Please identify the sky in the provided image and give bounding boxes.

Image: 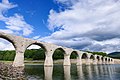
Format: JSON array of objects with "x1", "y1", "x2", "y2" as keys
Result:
[{"x1": 0, "y1": 0, "x2": 120, "y2": 53}]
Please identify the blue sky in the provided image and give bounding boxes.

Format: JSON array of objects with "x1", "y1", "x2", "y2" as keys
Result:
[
  {"x1": 0, "y1": 0, "x2": 120, "y2": 53},
  {"x1": 0, "y1": 0, "x2": 59, "y2": 37}
]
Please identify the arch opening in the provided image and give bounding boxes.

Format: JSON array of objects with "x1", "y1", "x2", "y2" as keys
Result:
[
  {"x1": 81, "y1": 53, "x2": 88, "y2": 59},
  {"x1": 70, "y1": 51, "x2": 79, "y2": 64},
  {"x1": 101, "y1": 57, "x2": 104, "y2": 61},
  {"x1": 108, "y1": 58, "x2": 111, "y2": 62},
  {"x1": 105, "y1": 58, "x2": 107, "y2": 61},
  {"x1": 97, "y1": 56, "x2": 100, "y2": 61},
  {"x1": 90, "y1": 55, "x2": 95, "y2": 60},
  {"x1": 81, "y1": 53, "x2": 88, "y2": 64},
  {"x1": 90, "y1": 55, "x2": 95, "y2": 64},
  {"x1": 52, "y1": 48, "x2": 65, "y2": 64},
  {"x1": 0, "y1": 38, "x2": 15, "y2": 61},
  {"x1": 24, "y1": 43, "x2": 46, "y2": 65}
]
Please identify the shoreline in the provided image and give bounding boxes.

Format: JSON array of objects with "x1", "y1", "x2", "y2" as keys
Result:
[{"x1": 0, "y1": 59, "x2": 120, "y2": 65}]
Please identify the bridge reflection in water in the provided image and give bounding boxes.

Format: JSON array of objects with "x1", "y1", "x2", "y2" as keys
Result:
[{"x1": 0, "y1": 64, "x2": 119, "y2": 80}]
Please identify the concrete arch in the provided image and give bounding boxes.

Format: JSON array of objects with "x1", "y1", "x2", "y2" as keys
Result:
[
  {"x1": 96, "y1": 56, "x2": 100, "y2": 61},
  {"x1": 70, "y1": 51, "x2": 79, "y2": 65},
  {"x1": 53, "y1": 47, "x2": 66, "y2": 54},
  {"x1": 105, "y1": 57, "x2": 108, "y2": 61},
  {"x1": 90, "y1": 55, "x2": 95, "y2": 60},
  {"x1": 25, "y1": 41, "x2": 47, "y2": 52},
  {"x1": 0, "y1": 32, "x2": 114, "y2": 67},
  {"x1": 97, "y1": 56, "x2": 103, "y2": 64},
  {"x1": 70, "y1": 51, "x2": 79, "y2": 59},
  {"x1": 25, "y1": 43, "x2": 46, "y2": 60},
  {"x1": 104, "y1": 57, "x2": 108, "y2": 64},
  {"x1": 108, "y1": 58, "x2": 111, "y2": 62},
  {"x1": 101, "y1": 57, "x2": 104, "y2": 61},
  {"x1": 0, "y1": 32, "x2": 24, "y2": 67},
  {"x1": 89, "y1": 54, "x2": 96, "y2": 64},
  {"x1": 52, "y1": 47, "x2": 65, "y2": 64},
  {"x1": 81, "y1": 53, "x2": 90, "y2": 65},
  {"x1": 81, "y1": 53, "x2": 88, "y2": 59},
  {"x1": 0, "y1": 34, "x2": 16, "y2": 49}
]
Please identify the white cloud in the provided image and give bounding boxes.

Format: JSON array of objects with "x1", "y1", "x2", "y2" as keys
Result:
[
  {"x1": 27, "y1": 45, "x2": 41, "y2": 50},
  {"x1": 5, "y1": 14, "x2": 33, "y2": 36},
  {"x1": 0, "y1": 29, "x2": 13, "y2": 34},
  {"x1": 33, "y1": 35, "x2": 41, "y2": 40},
  {"x1": 0, "y1": 38, "x2": 14, "y2": 50},
  {"x1": 0, "y1": 0, "x2": 17, "y2": 14},
  {"x1": 0, "y1": 0, "x2": 34, "y2": 50},
  {"x1": 0, "y1": 0, "x2": 33, "y2": 36},
  {"x1": 43, "y1": 0, "x2": 120, "y2": 53}
]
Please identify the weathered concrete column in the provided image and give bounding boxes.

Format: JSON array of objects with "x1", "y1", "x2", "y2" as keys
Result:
[
  {"x1": 77, "y1": 57, "x2": 82, "y2": 66},
  {"x1": 64, "y1": 66, "x2": 71, "y2": 80},
  {"x1": 93, "y1": 55, "x2": 98, "y2": 65},
  {"x1": 109, "y1": 58, "x2": 112, "y2": 64},
  {"x1": 44, "y1": 51, "x2": 53, "y2": 67},
  {"x1": 109, "y1": 58, "x2": 114, "y2": 64},
  {"x1": 64, "y1": 48, "x2": 72, "y2": 66},
  {"x1": 44, "y1": 66, "x2": 53, "y2": 80},
  {"x1": 85, "y1": 54, "x2": 91, "y2": 65},
  {"x1": 105, "y1": 57, "x2": 109, "y2": 64},
  {"x1": 77, "y1": 52, "x2": 82, "y2": 66},
  {"x1": 103, "y1": 57, "x2": 106, "y2": 64},
  {"x1": 12, "y1": 38, "x2": 26, "y2": 67},
  {"x1": 13, "y1": 49, "x2": 25, "y2": 67},
  {"x1": 98, "y1": 56, "x2": 102, "y2": 64},
  {"x1": 64, "y1": 54, "x2": 71, "y2": 66}
]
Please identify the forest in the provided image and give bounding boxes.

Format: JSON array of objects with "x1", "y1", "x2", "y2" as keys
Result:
[{"x1": 0, "y1": 48, "x2": 108, "y2": 61}]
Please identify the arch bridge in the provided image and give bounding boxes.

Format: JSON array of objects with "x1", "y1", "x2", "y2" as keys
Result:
[{"x1": 0, "y1": 32, "x2": 114, "y2": 67}]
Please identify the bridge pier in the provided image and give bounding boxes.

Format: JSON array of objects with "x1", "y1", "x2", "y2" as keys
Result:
[
  {"x1": 44, "y1": 51, "x2": 53, "y2": 67},
  {"x1": 105, "y1": 58, "x2": 109, "y2": 64},
  {"x1": 76, "y1": 57, "x2": 82, "y2": 66},
  {"x1": 13, "y1": 50, "x2": 24, "y2": 67},
  {"x1": 97, "y1": 56, "x2": 102, "y2": 64},
  {"x1": 64, "y1": 54, "x2": 71, "y2": 66},
  {"x1": 86, "y1": 58, "x2": 91, "y2": 65},
  {"x1": 76, "y1": 53, "x2": 82, "y2": 66},
  {"x1": 92, "y1": 55, "x2": 97, "y2": 65},
  {"x1": 85, "y1": 54, "x2": 91, "y2": 65},
  {"x1": 102, "y1": 57, "x2": 106, "y2": 64}
]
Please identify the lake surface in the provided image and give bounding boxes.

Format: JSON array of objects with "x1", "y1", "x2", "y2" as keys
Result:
[{"x1": 24, "y1": 64, "x2": 120, "y2": 80}]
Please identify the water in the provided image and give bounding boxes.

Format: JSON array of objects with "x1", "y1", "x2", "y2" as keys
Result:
[{"x1": 24, "y1": 64, "x2": 120, "y2": 80}]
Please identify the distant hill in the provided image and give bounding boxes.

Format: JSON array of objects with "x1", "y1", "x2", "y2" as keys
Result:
[{"x1": 108, "y1": 52, "x2": 120, "y2": 59}]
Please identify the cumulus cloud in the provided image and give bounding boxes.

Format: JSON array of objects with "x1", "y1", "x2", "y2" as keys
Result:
[
  {"x1": 27, "y1": 45, "x2": 41, "y2": 49},
  {"x1": 0, "y1": 0, "x2": 34, "y2": 50},
  {"x1": 42, "y1": 0, "x2": 120, "y2": 53},
  {"x1": 0, "y1": 38, "x2": 14, "y2": 50},
  {"x1": 0, "y1": 0, "x2": 33, "y2": 36},
  {"x1": 33, "y1": 35, "x2": 41, "y2": 40},
  {"x1": 5, "y1": 14, "x2": 33, "y2": 36}
]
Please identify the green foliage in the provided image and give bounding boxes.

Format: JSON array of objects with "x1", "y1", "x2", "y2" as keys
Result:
[
  {"x1": 25, "y1": 48, "x2": 45, "y2": 60},
  {"x1": 86, "y1": 51, "x2": 108, "y2": 56},
  {"x1": 70, "y1": 52, "x2": 78, "y2": 59},
  {"x1": 0, "y1": 50, "x2": 15, "y2": 61},
  {"x1": 53, "y1": 49, "x2": 64, "y2": 60},
  {"x1": 0, "y1": 49, "x2": 108, "y2": 61},
  {"x1": 108, "y1": 52, "x2": 120, "y2": 59},
  {"x1": 0, "y1": 49, "x2": 46, "y2": 61}
]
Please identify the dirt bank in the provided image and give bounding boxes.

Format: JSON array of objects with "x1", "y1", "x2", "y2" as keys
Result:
[{"x1": 113, "y1": 59, "x2": 120, "y2": 64}]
